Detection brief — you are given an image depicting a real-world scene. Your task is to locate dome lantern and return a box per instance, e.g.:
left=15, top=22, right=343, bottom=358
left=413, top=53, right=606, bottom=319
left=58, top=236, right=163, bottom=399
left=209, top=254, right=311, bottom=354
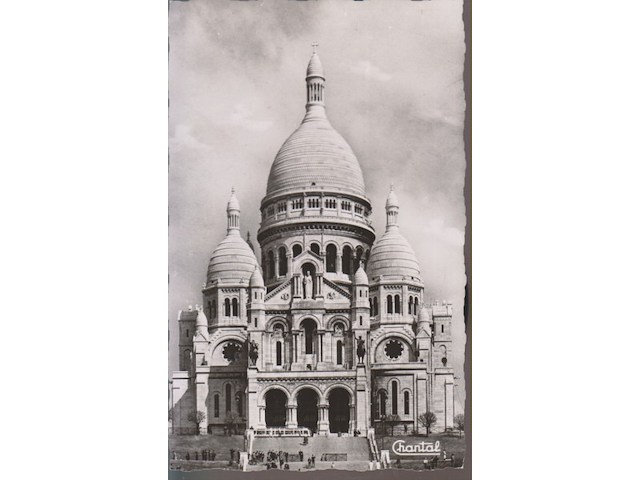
left=226, top=187, right=240, bottom=234
left=385, top=185, right=400, bottom=232
left=306, top=42, right=325, bottom=112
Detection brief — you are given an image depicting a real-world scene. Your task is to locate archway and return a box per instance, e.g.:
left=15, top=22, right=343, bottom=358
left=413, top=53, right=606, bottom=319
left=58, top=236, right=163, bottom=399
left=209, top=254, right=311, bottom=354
left=296, top=388, right=319, bottom=432
left=328, top=388, right=350, bottom=433
left=300, top=318, right=317, bottom=354
left=265, top=389, right=287, bottom=427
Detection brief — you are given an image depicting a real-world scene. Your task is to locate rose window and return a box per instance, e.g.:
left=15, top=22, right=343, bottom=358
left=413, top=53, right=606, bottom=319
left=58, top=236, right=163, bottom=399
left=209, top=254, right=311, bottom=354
left=384, top=340, right=404, bottom=360
left=222, top=342, right=242, bottom=363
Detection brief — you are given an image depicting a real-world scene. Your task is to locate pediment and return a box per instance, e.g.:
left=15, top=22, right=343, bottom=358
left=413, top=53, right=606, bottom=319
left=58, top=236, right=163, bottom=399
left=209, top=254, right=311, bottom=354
left=291, top=251, right=324, bottom=274
left=322, top=278, right=352, bottom=303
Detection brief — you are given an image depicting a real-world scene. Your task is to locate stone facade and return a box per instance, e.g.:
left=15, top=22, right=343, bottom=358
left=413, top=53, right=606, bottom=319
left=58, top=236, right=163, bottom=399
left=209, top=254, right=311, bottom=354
left=170, top=51, right=455, bottom=436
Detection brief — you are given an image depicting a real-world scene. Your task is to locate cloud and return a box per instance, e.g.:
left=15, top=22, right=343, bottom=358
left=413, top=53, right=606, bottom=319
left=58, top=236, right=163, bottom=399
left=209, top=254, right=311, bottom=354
left=350, top=60, right=392, bottom=82
left=227, top=103, right=273, bottom=132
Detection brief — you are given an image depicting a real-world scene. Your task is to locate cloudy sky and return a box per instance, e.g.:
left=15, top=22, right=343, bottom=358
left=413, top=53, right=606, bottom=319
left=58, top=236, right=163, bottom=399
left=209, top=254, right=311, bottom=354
left=169, top=0, right=466, bottom=409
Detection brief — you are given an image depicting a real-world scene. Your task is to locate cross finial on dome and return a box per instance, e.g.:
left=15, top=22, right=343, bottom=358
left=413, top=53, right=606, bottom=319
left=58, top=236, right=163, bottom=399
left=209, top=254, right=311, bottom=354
left=312, top=41, right=319, bottom=54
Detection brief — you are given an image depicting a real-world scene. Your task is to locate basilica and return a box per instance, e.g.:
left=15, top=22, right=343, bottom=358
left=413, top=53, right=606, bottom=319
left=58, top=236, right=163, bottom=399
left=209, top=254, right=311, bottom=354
left=170, top=50, right=456, bottom=438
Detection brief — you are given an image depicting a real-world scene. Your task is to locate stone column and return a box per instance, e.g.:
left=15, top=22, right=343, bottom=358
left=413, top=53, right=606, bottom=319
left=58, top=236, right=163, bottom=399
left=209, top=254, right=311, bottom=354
left=318, top=403, right=329, bottom=435
left=287, top=254, right=293, bottom=276
left=349, top=403, right=356, bottom=433
left=296, top=331, right=301, bottom=364
left=336, top=252, right=343, bottom=274
left=195, top=370, right=209, bottom=435
left=293, top=274, right=301, bottom=298
left=315, top=273, right=323, bottom=297
left=257, top=405, right=266, bottom=428
left=239, top=288, right=247, bottom=320
left=287, top=403, right=298, bottom=428
left=274, top=250, right=280, bottom=278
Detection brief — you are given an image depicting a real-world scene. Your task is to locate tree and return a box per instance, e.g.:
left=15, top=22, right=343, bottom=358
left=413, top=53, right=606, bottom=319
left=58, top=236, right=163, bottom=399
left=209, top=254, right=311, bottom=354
left=187, top=410, right=206, bottom=435
left=225, top=412, right=242, bottom=435
left=386, top=414, right=401, bottom=437
left=454, top=414, right=465, bottom=437
left=168, top=407, right=175, bottom=434
left=418, top=412, right=437, bottom=437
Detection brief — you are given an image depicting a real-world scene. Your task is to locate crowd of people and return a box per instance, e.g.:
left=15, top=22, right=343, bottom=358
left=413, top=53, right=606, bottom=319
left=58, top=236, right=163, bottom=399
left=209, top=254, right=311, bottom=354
left=171, top=449, right=217, bottom=461
left=248, top=449, right=325, bottom=470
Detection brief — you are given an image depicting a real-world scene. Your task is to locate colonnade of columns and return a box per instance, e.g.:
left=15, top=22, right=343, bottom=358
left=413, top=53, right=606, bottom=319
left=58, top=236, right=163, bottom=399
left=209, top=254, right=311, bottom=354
left=254, top=390, right=359, bottom=434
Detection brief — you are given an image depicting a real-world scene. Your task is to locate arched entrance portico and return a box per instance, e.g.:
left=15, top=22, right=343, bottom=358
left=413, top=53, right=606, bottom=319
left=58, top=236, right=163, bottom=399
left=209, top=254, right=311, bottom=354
left=265, top=389, right=287, bottom=427
left=328, top=388, right=350, bottom=433
left=296, top=388, right=319, bottom=432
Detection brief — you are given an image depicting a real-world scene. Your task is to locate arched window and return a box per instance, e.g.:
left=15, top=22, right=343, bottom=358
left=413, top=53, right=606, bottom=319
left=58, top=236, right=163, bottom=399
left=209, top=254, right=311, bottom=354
left=336, top=340, right=343, bottom=365
left=276, top=341, right=282, bottom=366
left=302, top=318, right=316, bottom=354
left=408, top=296, right=413, bottom=315
left=183, top=349, right=191, bottom=368
left=391, top=381, right=398, bottom=414
left=414, top=297, right=419, bottom=315
left=292, top=244, right=302, bottom=258
left=268, top=251, right=275, bottom=279
left=231, top=298, right=238, bottom=316
left=225, top=384, right=232, bottom=412
left=387, top=295, right=393, bottom=314
left=379, top=391, right=387, bottom=418
left=326, top=244, right=337, bottom=273
left=214, top=394, right=220, bottom=418
left=404, top=391, right=410, bottom=415
left=355, top=246, right=363, bottom=271
left=394, top=295, right=401, bottom=314
left=373, top=297, right=379, bottom=316
left=224, top=298, right=231, bottom=316
left=310, top=243, right=320, bottom=256
left=278, top=246, right=287, bottom=276
left=342, top=246, right=352, bottom=274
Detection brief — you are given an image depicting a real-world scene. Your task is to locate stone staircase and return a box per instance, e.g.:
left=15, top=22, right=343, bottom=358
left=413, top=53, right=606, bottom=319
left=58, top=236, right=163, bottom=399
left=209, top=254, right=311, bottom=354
left=249, top=435, right=372, bottom=471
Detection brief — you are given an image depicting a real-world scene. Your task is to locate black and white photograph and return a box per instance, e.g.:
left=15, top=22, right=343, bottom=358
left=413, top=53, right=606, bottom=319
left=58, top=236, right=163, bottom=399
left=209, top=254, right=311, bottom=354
left=168, top=0, right=468, bottom=473
left=8, top=2, right=640, bottom=480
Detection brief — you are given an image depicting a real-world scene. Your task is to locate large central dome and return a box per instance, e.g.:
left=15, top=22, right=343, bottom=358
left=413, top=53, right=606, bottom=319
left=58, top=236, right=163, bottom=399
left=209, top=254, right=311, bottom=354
left=265, top=52, right=366, bottom=200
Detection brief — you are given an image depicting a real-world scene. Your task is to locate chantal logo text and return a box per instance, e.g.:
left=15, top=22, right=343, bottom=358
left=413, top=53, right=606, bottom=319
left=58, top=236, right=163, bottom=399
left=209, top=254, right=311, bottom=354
left=391, top=440, right=441, bottom=456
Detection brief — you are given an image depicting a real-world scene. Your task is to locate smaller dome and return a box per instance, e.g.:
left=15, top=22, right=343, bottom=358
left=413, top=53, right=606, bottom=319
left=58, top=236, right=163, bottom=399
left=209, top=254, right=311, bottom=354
left=354, top=264, right=368, bottom=285
left=196, top=307, right=208, bottom=329
left=367, top=229, right=421, bottom=280
left=418, top=305, right=432, bottom=323
left=306, top=53, right=324, bottom=78
left=250, top=266, right=265, bottom=288
left=207, top=232, right=259, bottom=285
